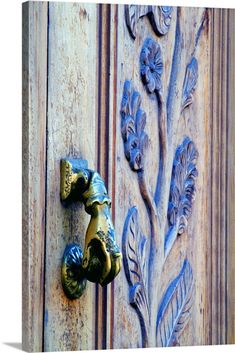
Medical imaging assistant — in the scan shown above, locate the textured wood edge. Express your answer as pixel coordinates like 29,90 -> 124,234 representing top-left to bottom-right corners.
106,3 -> 118,350
22,2 -> 48,351
210,8 -> 234,345
96,3 -> 111,349
227,8 -> 235,344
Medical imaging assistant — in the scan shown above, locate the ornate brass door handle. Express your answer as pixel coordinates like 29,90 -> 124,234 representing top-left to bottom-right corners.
60,159 -> 122,299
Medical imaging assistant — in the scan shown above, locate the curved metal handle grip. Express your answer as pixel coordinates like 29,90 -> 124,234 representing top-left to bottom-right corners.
60,159 -> 122,299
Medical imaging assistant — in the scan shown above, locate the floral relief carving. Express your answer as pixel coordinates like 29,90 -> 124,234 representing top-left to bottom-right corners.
121,6 -> 208,348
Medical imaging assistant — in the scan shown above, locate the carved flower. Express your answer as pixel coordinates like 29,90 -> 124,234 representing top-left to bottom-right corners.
140,38 -> 163,94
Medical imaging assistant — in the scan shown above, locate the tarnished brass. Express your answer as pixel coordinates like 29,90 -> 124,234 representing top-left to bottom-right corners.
61,159 -> 122,299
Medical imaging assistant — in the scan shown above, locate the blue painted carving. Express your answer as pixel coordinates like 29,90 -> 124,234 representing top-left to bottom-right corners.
181,57 -> 198,111
122,207 -> 150,347
167,137 -> 198,236
120,80 -> 149,172
140,37 -> 163,94
125,5 -> 173,39
121,6 -> 208,348
156,260 -> 194,347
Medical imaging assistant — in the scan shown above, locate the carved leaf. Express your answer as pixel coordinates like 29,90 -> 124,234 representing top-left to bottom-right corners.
125,4 -> 139,39
125,5 -> 173,39
181,57 -> 198,111
156,259 -> 194,347
168,137 -> 198,235
122,207 -> 149,345
121,81 -> 149,171
149,6 -> 173,36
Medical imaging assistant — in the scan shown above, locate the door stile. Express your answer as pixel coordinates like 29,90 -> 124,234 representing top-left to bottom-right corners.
210,8 -> 231,345
105,4 -> 119,350
95,3 -> 112,349
44,3 -> 99,350
227,8 -> 235,345
22,2 -> 48,352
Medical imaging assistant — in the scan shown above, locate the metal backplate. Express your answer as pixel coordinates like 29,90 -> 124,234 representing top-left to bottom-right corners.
61,243 -> 87,299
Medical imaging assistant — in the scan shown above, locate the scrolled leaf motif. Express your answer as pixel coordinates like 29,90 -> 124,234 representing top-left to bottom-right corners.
122,207 -> 149,347
181,57 -> 198,112
125,5 -> 173,39
156,259 -> 194,347
168,137 -> 198,235
121,80 -> 148,171
140,37 -> 163,94
149,6 -> 173,36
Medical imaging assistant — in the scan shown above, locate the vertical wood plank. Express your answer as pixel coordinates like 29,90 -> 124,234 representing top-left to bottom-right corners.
22,2 -> 48,351
210,8 -> 232,345
105,3 -> 118,350
95,3 -> 111,350
227,8 -> 235,345
44,3 -> 98,351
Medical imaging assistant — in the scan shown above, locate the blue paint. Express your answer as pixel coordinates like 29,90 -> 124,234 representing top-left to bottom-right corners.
44,309 -> 48,326
166,8 -> 182,131
156,259 -> 194,347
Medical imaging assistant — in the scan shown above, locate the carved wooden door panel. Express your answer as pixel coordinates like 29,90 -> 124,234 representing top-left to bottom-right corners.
23,2 -> 235,352
106,4 -> 234,349
110,5 -> 210,348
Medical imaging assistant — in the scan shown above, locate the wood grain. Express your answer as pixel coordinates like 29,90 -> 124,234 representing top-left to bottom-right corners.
22,3 -> 235,349
22,2 -> 48,351
43,3 -> 98,351
210,8 -> 233,345
111,5 -> 211,348
95,4 -> 111,349
227,8 -> 235,345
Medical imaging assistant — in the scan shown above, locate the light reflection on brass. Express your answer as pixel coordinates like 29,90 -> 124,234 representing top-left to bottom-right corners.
61,159 -> 122,299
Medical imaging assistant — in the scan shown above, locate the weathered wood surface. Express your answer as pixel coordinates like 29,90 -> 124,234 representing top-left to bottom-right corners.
22,2 -> 235,350
210,8 -> 235,345
22,2 -> 48,352
44,2 -> 98,351
111,5 -> 211,348
227,9 -> 235,344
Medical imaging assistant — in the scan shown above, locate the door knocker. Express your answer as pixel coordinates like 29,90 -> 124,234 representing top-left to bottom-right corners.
60,159 -> 122,299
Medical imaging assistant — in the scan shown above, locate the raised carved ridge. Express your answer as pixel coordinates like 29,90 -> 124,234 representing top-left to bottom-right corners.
156,259 -> 194,347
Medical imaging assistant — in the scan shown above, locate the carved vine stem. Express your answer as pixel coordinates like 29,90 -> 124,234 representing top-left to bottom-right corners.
138,170 -> 159,245
139,36 -> 168,332
120,80 -> 159,250
163,9 -> 208,260
140,36 -> 167,227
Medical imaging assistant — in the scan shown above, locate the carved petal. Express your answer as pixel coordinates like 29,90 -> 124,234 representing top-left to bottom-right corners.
156,259 -> 194,347
140,37 -> 163,94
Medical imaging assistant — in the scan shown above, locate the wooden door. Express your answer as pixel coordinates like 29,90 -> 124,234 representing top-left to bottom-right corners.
22,2 -> 235,351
